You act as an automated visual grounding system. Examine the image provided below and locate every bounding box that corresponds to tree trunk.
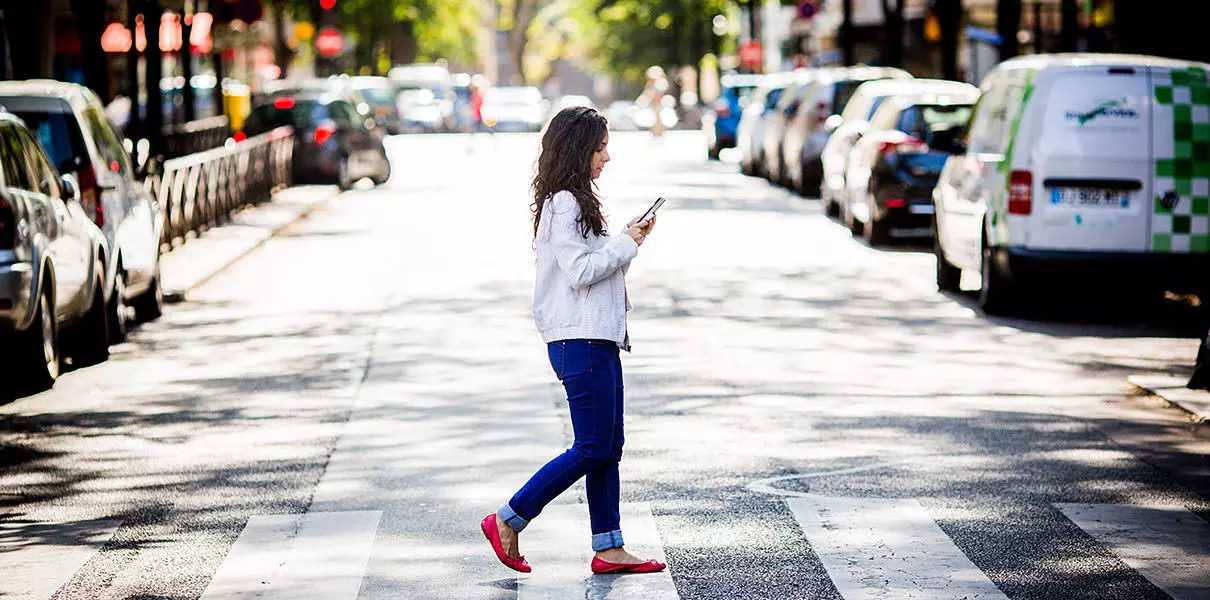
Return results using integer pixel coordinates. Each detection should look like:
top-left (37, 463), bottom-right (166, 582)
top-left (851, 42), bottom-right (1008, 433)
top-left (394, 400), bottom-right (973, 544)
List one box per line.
top-left (996, 0), bottom-right (1021, 61)
top-left (936, 0), bottom-right (961, 80)
top-left (841, 0), bottom-right (854, 66)
top-left (887, 0), bottom-right (904, 67)
top-left (71, 0), bottom-right (111, 101)
top-left (1059, 0), bottom-right (1078, 51)
top-left (506, 0), bottom-right (538, 84)
top-left (273, 0), bottom-right (290, 79)
top-left (145, 0), bottom-right (165, 155)
top-left (391, 19), bottom-right (417, 66)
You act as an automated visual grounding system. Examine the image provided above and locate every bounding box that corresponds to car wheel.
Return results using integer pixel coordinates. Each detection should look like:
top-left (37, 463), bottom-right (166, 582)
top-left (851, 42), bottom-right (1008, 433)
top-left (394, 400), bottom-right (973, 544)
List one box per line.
top-left (934, 229), bottom-right (961, 293)
top-left (12, 282), bottom-right (59, 392)
top-left (68, 267), bottom-right (110, 367)
top-left (862, 193), bottom-right (890, 246)
top-left (824, 195), bottom-right (841, 218)
top-left (845, 196), bottom-right (863, 236)
top-left (337, 157), bottom-right (353, 191)
top-left (979, 241), bottom-right (1018, 316)
top-left (106, 266), bottom-right (128, 344)
top-left (371, 153), bottom-right (391, 186)
top-left (132, 262), bottom-right (164, 322)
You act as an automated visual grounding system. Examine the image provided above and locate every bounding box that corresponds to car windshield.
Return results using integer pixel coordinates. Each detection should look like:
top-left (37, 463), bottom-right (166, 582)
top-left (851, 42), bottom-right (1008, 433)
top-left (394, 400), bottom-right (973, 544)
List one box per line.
top-left (833, 80), bottom-right (879, 118)
top-left (250, 99), bottom-right (327, 131)
top-left (356, 86), bottom-right (396, 105)
top-left (0, 97), bottom-right (88, 174)
top-left (900, 104), bottom-right (974, 140)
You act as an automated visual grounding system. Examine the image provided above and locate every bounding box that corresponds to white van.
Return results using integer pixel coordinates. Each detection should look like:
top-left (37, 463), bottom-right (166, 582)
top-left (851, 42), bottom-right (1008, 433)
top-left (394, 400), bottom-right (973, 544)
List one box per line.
top-left (932, 54), bottom-right (1210, 314)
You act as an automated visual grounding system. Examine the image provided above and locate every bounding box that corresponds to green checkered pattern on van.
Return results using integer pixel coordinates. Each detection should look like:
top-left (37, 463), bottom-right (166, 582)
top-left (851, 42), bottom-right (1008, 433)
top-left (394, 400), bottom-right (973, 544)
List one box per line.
top-left (1153, 66), bottom-right (1210, 253)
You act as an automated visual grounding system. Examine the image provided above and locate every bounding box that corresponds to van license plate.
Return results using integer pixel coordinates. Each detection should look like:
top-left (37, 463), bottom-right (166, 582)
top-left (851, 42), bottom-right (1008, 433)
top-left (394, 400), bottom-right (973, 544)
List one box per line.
top-left (1050, 188), bottom-right (1131, 208)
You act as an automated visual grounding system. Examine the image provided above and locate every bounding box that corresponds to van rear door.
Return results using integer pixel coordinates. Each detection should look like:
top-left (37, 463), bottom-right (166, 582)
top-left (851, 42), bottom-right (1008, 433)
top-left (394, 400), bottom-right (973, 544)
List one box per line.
top-left (1150, 65), bottom-right (1210, 254)
top-left (1030, 66), bottom-right (1152, 252)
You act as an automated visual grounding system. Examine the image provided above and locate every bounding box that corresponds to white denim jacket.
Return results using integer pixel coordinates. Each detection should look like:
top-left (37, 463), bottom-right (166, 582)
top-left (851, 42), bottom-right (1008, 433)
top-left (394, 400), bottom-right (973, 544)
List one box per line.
top-left (533, 191), bottom-right (638, 348)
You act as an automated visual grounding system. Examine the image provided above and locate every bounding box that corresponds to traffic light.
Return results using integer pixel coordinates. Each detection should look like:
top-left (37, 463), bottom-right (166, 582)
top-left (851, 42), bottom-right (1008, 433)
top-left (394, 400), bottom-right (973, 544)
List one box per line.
top-left (320, 0), bottom-right (336, 10)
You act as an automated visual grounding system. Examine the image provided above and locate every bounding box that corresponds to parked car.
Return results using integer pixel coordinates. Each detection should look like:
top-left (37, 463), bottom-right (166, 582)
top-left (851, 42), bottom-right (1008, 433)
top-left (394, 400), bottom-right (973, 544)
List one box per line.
top-left (1, 111), bottom-right (111, 391)
top-left (704, 73), bottom-right (764, 160)
top-left (350, 76), bottom-right (404, 135)
top-left (241, 91), bottom-right (391, 190)
top-left (781, 66), bottom-right (913, 196)
top-left (450, 72), bottom-right (476, 133)
top-left (932, 53), bottom-right (1210, 313)
top-left (0, 80), bottom-right (165, 344)
top-left (388, 64), bottom-right (455, 131)
top-left (481, 86), bottom-right (547, 132)
top-left (396, 89), bottom-right (446, 133)
top-left (736, 73), bottom-right (793, 176)
top-left (843, 85), bottom-right (979, 245)
top-left (762, 69), bottom-right (822, 185)
top-left (821, 78), bottom-right (970, 217)
top-left (555, 94), bottom-right (596, 111)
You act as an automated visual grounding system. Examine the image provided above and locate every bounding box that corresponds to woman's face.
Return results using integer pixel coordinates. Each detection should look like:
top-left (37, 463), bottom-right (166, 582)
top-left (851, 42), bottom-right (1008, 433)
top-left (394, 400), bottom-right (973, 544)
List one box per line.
top-left (590, 130), bottom-right (611, 180)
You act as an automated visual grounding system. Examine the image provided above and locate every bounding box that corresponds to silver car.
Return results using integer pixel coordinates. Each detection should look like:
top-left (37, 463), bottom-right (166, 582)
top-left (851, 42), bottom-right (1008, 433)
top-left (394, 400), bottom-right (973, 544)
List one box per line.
top-left (0, 80), bottom-right (165, 344)
top-left (1, 111), bottom-right (111, 392)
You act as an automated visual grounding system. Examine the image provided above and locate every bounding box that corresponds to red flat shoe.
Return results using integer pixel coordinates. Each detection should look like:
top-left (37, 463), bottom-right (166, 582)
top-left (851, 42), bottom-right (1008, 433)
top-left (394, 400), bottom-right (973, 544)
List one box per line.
top-left (481, 514), bottom-right (532, 573)
top-left (591, 556), bottom-right (667, 574)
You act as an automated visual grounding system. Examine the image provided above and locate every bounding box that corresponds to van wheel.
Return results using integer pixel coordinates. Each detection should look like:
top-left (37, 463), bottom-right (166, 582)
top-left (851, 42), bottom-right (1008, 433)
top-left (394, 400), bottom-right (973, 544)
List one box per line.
top-left (935, 232), bottom-right (961, 293)
top-left (107, 266), bottom-right (128, 344)
top-left (12, 283), bottom-right (60, 392)
top-left (69, 269), bottom-right (111, 367)
top-left (707, 144), bottom-right (720, 160)
top-left (979, 243), bottom-right (1018, 316)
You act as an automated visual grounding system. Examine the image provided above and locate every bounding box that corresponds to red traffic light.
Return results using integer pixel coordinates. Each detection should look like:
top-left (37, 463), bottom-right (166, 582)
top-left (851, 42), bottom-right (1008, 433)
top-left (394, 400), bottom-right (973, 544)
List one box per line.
top-left (320, 0), bottom-right (335, 9)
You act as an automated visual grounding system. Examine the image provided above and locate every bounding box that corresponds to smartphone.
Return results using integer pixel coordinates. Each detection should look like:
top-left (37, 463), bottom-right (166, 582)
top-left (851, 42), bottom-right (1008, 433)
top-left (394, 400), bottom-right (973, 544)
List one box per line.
top-left (638, 197), bottom-right (666, 224)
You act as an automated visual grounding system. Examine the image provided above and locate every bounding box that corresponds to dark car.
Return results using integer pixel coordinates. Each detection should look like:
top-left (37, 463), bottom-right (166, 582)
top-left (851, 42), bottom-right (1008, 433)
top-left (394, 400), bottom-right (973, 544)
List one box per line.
top-left (351, 76), bottom-right (404, 135)
top-left (704, 73), bottom-right (764, 160)
top-left (241, 91), bottom-right (391, 190)
top-left (844, 89), bottom-right (979, 245)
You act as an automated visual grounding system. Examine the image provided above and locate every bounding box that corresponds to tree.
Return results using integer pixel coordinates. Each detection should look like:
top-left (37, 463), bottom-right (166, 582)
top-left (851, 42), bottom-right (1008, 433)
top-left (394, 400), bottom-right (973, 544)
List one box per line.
top-left (71, 0), bottom-right (110, 100)
top-left (877, 0), bottom-right (904, 68)
top-left (935, 0), bottom-right (962, 80)
top-left (497, 0), bottom-right (548, 84)
top-left (996, 0), bottom-right (1020, 61)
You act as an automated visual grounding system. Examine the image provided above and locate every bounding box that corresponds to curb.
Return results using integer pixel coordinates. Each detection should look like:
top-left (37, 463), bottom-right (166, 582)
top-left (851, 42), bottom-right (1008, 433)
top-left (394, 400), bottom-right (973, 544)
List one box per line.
top-left (1128, 375), bottom-right (1210, 423)
top-left (162, 186), bottom-right (340, 304)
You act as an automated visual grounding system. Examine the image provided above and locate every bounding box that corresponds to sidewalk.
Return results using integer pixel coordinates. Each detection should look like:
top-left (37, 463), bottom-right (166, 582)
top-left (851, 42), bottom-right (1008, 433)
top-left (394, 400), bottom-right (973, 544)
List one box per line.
top-left (1129, 375), bottom-right (1210, 422)
top-left (159, 185), bottom-right (338, 302)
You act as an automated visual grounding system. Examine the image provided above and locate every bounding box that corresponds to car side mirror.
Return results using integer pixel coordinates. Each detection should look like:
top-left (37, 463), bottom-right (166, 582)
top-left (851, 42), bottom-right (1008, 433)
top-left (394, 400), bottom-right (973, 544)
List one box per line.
top-left (60, 173), bottom-right (81, 203)
top-left (824, 114), bottom-right (844, 133)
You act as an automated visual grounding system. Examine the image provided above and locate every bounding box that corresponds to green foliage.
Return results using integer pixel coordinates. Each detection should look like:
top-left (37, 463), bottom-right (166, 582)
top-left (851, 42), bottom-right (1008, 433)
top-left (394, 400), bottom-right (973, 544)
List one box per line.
top-left (306, 0), bottom-right (479, 69)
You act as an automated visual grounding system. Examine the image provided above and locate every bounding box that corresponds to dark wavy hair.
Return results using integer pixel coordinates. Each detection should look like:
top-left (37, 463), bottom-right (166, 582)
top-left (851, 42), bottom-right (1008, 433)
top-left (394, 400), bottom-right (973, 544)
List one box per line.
top-left (531, 106), bottom-right (609, 239)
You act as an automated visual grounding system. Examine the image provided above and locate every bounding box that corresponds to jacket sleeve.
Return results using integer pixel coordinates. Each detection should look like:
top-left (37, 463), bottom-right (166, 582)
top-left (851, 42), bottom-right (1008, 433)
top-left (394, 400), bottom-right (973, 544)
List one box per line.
top-left (547, 193), bottom-right (639, 290)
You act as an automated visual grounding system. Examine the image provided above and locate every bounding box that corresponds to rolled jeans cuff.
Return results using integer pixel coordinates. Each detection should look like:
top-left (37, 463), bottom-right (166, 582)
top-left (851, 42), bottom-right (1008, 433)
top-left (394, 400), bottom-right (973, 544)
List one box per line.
top-left (498, 503), bottom-right (529, 532)
top-left (592, 529), bottom-right (625, 552)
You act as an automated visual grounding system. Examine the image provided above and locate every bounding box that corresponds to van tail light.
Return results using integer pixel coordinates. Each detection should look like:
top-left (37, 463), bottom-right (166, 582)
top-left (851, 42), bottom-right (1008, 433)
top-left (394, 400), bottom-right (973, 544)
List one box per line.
top-left (233, 130), bottom-right (247, 142)
top-left (714, 99), bottom-right (731, 118)
top-left (878, 132), bottom-right (928, 157)
top-left (74, 166), bottom-right (104, 228)
top-left (313, 121), bottom-right (337, 146)
top-left (1009, 170), bottom-right (1033, 215)
top-left (0, 196), bottom-right (15, 250)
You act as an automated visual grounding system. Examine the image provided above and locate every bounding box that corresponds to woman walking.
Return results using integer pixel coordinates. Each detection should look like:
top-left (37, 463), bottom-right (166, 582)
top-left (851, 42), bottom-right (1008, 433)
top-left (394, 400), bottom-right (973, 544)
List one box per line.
top-left (481, 106), bottom-right (664, 575)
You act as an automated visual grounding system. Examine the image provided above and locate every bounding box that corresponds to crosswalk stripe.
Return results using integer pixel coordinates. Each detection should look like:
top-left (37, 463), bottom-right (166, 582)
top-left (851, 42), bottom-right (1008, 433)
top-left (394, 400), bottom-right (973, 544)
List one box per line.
top-left (787, 495), bottom-right (1010, 600)
top-left (517, 502), bottom-right (678, 600)
top-left (1056, 503), bottom-right (1210, 600)
top-left (0, 519), bottom-right (120, 598)
top-left (199, 510), bottom-right (382, 600)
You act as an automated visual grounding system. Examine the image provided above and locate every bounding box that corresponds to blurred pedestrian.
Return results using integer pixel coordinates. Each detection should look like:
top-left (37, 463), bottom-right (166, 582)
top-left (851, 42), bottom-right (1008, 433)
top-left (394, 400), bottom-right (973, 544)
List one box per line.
top-left (481, 106), bottom-right (663, 576)
top-left (640, 66), bottom-right (669, 138)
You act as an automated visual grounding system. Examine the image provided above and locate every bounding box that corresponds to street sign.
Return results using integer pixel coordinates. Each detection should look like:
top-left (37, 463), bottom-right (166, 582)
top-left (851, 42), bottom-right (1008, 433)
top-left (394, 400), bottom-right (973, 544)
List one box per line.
top-left (315, 26), bottom-right (344, 58)
top-left (797, 0), bottom-right (817, 20)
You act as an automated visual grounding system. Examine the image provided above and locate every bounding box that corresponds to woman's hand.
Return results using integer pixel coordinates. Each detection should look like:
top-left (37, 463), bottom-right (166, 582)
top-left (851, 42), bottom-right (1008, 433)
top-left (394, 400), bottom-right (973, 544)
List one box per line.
top-left (625, 225), bottom-right (646, 246)
top-left (627, 214), bottom-right (657, 237)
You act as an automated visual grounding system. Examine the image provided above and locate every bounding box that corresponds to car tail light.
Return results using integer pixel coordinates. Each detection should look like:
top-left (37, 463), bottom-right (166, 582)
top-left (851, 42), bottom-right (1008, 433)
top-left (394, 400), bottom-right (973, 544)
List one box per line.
top-left (886, 198), bottom-right (907, 208)
top-left (74, 166), bottom-right (104, 228)
top-left (1009, 170), bottom-right (1032, 215)
top-left (878, 133), bottom-right (928, 157)
top-left (0, 196), bottom-right (14, 250)
top-left (233, 131), bottom-right (247, 142)
top-left (273, 97), bottom-right (296, 109)
top-left (714, 99), bottom-right (731, 118)
top-left (314, 121), bottom-right (337, 146)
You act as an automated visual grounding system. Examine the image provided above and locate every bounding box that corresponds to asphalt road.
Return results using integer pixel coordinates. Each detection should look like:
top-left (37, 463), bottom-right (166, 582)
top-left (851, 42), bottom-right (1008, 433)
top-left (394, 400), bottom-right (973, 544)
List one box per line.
top-left (2, 131), bottom-right (1208, 600)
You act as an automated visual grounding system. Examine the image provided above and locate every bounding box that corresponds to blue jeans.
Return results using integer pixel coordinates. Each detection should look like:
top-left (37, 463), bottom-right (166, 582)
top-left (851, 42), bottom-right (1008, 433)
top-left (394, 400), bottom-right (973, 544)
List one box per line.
top-left (498, 339), bottom-right (625, 552)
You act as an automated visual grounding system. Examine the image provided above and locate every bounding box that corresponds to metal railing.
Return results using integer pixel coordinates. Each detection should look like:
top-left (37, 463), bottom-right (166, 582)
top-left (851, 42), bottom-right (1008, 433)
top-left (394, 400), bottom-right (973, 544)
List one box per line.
top-left (143, 126), bottom-right (293, 248)
top-left (163, 115), bottom-right (232, 159)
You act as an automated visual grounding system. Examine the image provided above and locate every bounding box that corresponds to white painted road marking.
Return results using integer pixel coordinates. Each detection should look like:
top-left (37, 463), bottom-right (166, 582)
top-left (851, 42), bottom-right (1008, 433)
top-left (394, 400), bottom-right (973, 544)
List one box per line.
top-left (0, 519), bottom-right (120, 598)
top-left (787, 495), bottom-right (1010, 600)
top-left (1057, 503), bottom-right (1210, 600)
top-left (199, 510), bottom-right (381, 600)
top-left (518, 502), bottom-right (677, 600)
